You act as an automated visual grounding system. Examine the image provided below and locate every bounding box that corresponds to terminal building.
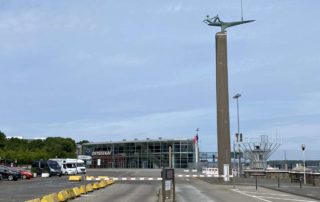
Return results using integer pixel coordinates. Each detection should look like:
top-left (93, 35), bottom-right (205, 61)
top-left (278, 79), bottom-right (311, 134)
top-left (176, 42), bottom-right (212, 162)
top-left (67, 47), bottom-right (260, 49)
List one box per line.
top-left (81, 138), bottom-right (195, 169)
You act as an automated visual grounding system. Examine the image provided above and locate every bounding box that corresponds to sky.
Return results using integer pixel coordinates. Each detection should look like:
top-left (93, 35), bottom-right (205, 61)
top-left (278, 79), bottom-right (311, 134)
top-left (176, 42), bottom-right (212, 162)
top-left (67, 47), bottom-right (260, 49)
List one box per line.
top-left (0, 0), bottom-right (319, 160)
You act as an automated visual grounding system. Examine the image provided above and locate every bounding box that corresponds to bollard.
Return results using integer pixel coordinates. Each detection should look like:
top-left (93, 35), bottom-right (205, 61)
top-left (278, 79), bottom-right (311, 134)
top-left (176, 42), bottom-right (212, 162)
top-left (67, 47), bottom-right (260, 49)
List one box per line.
top-left (255, 176), bottom-right (258, 190)
top-left (278, 173), bottom-right (280, 188)
top-left (299, 177), bottom-right (302, 189)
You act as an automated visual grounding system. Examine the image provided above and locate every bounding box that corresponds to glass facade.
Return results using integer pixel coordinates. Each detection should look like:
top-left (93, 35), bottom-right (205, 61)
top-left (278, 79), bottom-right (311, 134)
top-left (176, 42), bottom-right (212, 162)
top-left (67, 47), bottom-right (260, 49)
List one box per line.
top-left (82, 139), bottom-right (195, 168)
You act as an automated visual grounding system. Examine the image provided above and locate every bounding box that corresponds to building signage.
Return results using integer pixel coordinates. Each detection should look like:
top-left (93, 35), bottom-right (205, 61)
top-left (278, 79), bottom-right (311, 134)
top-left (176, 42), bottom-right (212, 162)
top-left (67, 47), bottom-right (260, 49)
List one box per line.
top-left (92, 151), bottom-right (111, 156)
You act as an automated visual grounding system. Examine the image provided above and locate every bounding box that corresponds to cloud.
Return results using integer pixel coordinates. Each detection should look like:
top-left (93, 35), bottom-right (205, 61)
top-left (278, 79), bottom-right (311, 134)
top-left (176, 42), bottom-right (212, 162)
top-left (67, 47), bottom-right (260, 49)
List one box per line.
top-left (6, 108), bottom-right (212, 141)
top-left (0, 9), bottom-right (40, 33)
top-left (1, 0), bottom-right (320, 160)
top-left (167, 3), bottom-right (182, 13)
top-left (101, 54), bottom-right (148, 67)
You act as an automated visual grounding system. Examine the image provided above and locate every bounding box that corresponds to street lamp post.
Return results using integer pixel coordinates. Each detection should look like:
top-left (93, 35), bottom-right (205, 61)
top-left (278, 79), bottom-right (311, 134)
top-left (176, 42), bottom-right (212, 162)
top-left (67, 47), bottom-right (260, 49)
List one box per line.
top-left (301, 144), bottom-right (306, 184)
top-left (233, 93), bottom-right (241, 177)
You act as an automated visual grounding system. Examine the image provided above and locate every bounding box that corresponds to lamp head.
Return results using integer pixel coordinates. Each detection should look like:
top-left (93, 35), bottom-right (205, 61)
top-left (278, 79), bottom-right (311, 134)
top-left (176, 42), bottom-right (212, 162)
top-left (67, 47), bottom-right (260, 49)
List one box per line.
top-left (233, 93), bottom-right (241, 99)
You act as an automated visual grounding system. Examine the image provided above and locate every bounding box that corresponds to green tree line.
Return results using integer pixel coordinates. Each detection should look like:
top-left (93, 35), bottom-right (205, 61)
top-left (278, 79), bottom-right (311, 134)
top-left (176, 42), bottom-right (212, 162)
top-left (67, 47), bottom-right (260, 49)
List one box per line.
top-left (0, 130), bottom-right (76, 165)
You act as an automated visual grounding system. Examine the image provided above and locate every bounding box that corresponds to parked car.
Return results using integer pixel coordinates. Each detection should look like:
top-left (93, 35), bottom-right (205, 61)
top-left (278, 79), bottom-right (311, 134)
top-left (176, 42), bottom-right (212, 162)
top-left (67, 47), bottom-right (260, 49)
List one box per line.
top-left (0, 165), bottom-right (21, 181)
top-left (31, 160), bottom-right (62, 177)
top-left (11, 167), bottom-right (33, 180)
top-left (50, 158), bottom-right (84, 175)
top-left (20, 170), bottom-right (33, 179)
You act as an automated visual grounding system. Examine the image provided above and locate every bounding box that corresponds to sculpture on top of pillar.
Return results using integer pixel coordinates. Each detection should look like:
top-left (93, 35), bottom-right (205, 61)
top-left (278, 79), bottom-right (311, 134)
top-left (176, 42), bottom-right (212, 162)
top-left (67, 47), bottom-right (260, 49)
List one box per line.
top-left (203, 15), bottom-right (254, 32)
top-left (203, 12), bottom-right (254, 178)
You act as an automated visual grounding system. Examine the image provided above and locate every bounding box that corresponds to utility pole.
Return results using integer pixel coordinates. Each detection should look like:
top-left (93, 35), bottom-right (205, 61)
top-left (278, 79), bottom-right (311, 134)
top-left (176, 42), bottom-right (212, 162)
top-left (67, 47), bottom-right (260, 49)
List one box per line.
top-left (301, 144), bottom-right (306, 184)
top-left (233, 93), bottom-right (241, 177)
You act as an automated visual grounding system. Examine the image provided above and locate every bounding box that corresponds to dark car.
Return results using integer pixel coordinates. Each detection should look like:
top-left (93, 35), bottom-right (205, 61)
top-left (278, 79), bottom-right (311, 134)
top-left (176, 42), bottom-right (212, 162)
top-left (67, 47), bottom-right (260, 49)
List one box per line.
top-left (0, 166), bottom-right (21, 181)
top-left (31, 160), bottom-right (62, 177)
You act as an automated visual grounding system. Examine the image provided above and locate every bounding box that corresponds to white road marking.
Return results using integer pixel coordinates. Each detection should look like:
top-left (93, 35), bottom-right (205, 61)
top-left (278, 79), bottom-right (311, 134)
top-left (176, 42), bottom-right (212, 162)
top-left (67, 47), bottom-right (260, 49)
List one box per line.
top-left (243, 191), bottom-right (290, 197)
top-left (258, 196), bottom-right (317, 202)
top-left (232, 189), bottom-right (317, 202)
top-left (232, 189), bottom-right (272, 202)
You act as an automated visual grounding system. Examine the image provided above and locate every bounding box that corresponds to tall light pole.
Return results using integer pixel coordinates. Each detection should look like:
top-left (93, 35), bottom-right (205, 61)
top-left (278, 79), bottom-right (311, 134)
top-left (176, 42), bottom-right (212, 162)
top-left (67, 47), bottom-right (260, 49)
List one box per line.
top-left (233, 93), bottom-right (241, 177)
top-left (301, 144), bottom-right (306, 184)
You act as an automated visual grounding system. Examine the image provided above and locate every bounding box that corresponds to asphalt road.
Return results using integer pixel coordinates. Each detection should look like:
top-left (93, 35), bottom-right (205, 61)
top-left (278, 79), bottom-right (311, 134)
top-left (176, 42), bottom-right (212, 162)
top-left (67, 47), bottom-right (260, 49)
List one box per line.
top-left (0, 169), bottom-right (319, 202)
top-left (0, 169), bottom-right (161, 202)
top-left (175, 178), bottom-right (319, 202)
top-left (0, 176), bottom-right (84, 202)
top-left (75, 181), bottom-right (159, 202)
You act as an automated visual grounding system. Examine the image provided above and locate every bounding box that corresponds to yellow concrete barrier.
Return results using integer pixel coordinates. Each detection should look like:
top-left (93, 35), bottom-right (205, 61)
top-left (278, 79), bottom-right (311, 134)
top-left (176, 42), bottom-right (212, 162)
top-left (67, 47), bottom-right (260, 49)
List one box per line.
top-left (78, 185), bottom-right (87, 194)
top-left (57, 190), bottom-right (69, 202)
top-left (98, 176), bottom-right (109, 180)
top-left (107, 180), bottom-right (114, 185)
top-left (85, 176), bottom-right (95, 180)
top-left (72, 187), bottom-right (81, 197)
top-left (98, 180), bottom-right (107, 188)
top-left (64, 188), bottom-right (76, 199)
top-left (40, 193), bottom-right (58, 202)
top-left (68, 175), bottom-right (82, 181)
top-left (25, 198), bottom-right (41, 202)
top-left (86, 183), bottom-right (93, 192)
top-left (92, 182), bottom-right (100, 190)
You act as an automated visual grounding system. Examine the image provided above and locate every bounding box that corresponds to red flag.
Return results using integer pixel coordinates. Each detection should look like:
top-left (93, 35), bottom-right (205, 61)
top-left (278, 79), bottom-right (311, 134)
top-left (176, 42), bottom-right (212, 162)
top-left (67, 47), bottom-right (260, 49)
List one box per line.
top-left (194, 135), bottom-right (198, 144)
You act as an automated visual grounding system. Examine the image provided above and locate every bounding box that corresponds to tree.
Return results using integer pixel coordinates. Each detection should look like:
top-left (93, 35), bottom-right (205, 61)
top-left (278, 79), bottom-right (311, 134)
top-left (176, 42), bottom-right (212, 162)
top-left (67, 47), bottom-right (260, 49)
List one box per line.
top-left (0, 130), bottom-right (6, 148)
top-left (5, 138), bottom-right (28, 151)
top-left (44, 137), bottom-right (76, 158)
top-left (0, 136), bottom-right (77, 165)
top-left (77, 140), bottom-right (89, 145)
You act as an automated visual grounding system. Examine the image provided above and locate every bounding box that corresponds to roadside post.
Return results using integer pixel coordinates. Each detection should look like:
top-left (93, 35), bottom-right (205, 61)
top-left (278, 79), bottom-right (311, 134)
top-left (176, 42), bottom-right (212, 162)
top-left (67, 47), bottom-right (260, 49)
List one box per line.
top-left (223, 164), bottom-right (230, 182)
top-left (161, 168), bottom-right (175, 202)
top-left (251, 172), bottom-right (266, 191)
top-left (255, 175), bottom-right (258, 190)
top-left (97, 159), bottom-right (101, 168)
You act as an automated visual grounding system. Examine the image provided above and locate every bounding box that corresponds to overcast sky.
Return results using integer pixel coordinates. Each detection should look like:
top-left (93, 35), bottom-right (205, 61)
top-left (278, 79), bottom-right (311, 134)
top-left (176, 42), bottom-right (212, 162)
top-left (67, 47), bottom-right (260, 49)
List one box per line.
top-left (0, 0), bottom-right (319, 160)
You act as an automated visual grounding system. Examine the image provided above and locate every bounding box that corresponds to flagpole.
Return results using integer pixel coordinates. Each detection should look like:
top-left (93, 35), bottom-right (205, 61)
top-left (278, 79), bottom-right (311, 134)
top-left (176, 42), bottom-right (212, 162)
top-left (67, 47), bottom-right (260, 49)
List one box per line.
top-left (195, 128), bottom-right (200, 163)
top-left (195, 143), bottom-right (198, 163)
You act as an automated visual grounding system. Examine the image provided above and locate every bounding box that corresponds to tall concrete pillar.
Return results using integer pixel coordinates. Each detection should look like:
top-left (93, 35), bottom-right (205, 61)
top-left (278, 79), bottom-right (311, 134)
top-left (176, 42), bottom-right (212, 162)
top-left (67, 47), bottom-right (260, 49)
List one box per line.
top-left (215, 32), bottom-right (231, 176)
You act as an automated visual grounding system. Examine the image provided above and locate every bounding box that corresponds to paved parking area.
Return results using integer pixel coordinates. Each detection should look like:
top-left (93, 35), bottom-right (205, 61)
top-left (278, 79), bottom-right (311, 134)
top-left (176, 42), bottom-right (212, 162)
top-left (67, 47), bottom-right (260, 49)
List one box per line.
top-left (0, 176), bottom-right (84, 201)
top-left (0, 169), bottom-right (162, 202)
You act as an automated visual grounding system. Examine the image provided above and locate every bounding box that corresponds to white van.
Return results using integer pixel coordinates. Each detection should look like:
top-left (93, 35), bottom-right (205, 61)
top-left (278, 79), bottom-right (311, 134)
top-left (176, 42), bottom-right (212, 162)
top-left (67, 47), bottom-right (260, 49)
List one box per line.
top-left (50, 159), bottom-right (77, 175)
top-left (76, 159), bottom-right (86, 174)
